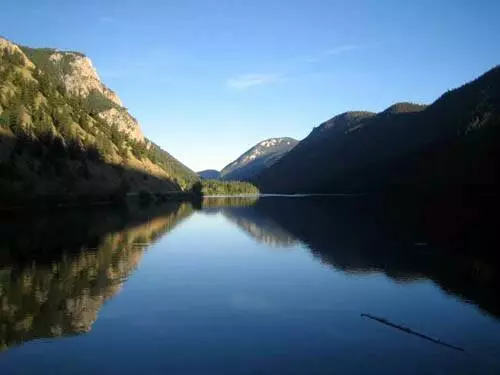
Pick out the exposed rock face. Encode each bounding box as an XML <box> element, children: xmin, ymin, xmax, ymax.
<box><xmin>97</xmin><ymin>107</ymin><xmax>144</xmax><ymax>141</ymax></box>
<box><xmin>14</xmin><ymin>39</ymin><xmax>145</xmax><ymax>142</ymax></box>
<box><xmin>46</xmin><ymin>51</ymin><xmax>144</xmax><ymax>141</ymax></box>
<box><xmin>53</xmin><ymin>52</ymin><xmax>123</xmax><ymax>106</ymax></box>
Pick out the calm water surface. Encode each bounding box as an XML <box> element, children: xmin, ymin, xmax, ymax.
<box><xmin>1</xmin><ymin>196</ymin><xmax>500</xmax><ymax>374</ymax></box>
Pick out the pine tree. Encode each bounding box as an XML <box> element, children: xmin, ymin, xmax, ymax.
<box><xmin>8</xmin><ymin>109</ymin><xmax>22</xmax><ymax>136</ymax></box>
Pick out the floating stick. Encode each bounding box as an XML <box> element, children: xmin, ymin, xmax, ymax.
<box><xmin>361</xmin><ymin>313</ymin><xmax>465</xmax><ymax>352</ymax></box>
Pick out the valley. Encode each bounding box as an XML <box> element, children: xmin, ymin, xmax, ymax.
<box><xmin>1</xmin><ymin>6</ymin><xmax>499</xmax><ymax>371</ymax></box>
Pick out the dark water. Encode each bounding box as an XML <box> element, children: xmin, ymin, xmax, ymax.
<box><xmin>1</xmin><ymin>196</ymin><xmax>500</xmax><ymax>374</ymax></box>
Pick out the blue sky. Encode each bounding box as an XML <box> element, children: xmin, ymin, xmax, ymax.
<box><xmin>2</xmin><ymin>1</ymin><xmax>500</xmax><ymax>171</ymax></box>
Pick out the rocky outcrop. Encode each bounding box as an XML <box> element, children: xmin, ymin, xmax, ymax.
<box><xmin>97</xmin><ymin>107</ymin><xmax>144</xmax><ymax>141</ymax></box>
<box><xmin>15</xmin><ymin>39</ymin><xmax>145</xmax><ymax>142</ymax></box>
<box><xmin>46</xmin><ymin>50</ymin><xmax>144</xmax><ymax>141</ymax></box>
<box><xmin>51</xmin><ymin>52</ymin><xmax>123</xmax><ymax>106</ymax></box>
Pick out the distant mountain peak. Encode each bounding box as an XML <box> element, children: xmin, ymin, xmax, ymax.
<box><xmin>220</xmin><ymin>137</ymin><xmax>298</xmax><ymax>180</ymax></box>
<box><xmin>198</xmin><ymin>170</ymin><xmax>221</xmax><ymax>179</ymax></box>
<box><xmin>258</xmin><ymin>137</ymin><xmax>296</xmax><ymax>148</ymax></box>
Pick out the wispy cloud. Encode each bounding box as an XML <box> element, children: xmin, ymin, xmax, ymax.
<box><xmin>226</xmin><ymin>73</ymin><xmax>282</xmax><ymax>90</ymax></box>
<box><xmin>325</xmin><ymin>44</ymin><xmax>363</xmax><ymax>56</ymax></box>
<box><xmin>225</xmin><ymin>43</ymin><xmax>370</xmax><ymax>89</ymax></box>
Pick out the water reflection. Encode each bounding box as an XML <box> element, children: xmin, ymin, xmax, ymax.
<box><xmin>201</xmin><ymin>197</ymin><xmax>297</xmax><ymax>247</ymax></box>
<box><xmin>0</xmin><ymin>201</ymin><xmax>194</xmax><ymax>351</ymax></box>
<box><xmin>201</xmin><ymin>196</ymin><xmax>259</xmax><ymax>208</ymax></box>
<box><xmin>221</xmin><ymin>207</ymin><xmax>298</xmax><ymax>247</ymax></box>
<box><xmin>2</xmin><ymin>194</ymin><xmax>500</xmax><ymax>358</ymax></box>
<box><xmin>203</xmin><ymin>196</ymin><xmax>500</xmax><ymax>320</ymax></box>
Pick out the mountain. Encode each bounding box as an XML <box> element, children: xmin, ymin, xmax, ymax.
<box><xmin>257</xmin><ymin>67</ymin><xmax>500</xmax><ymax>195</ymax></box>
<box><xmin>220</xmin><ymin>137</ymin><xmax>298</xmax><ymax>181</ymax></box>
<box><xmin>0</xmin><ymin>37</ymin><xmax>198</xmax><ymax>205</ymax></box>
<box><xmin>198</xmin><ymin>169</ymin><xmax>220</xmax><ymax>179</ymax></box>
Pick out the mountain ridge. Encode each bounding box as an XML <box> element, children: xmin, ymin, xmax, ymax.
<box><xmin>256</xmin><ymin>66</ymin><xmax>500</xmax><ymax>195</ymax></box>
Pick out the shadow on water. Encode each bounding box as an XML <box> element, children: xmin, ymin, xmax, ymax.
<box><xmin>202</xmin><ymin>194</ymin><xmax>500</xmax><ymax>320</ymax></box>
<box><xmin>0</xmin><ymin>200</ymin><xmax>195</xmax><ymax>351</ymax></box>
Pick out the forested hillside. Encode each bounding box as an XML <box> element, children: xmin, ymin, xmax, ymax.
<box><xmin>201</xmin><ymin>179</ymin><xmax>259</xmax><ymax>195</ymax></box>
<box><xmin>0</xmin><ymin>37</ymin><xmax>198</xmax><ymax>205</ymax></box>
<box><xmin>257</xmin><ymin>67</ymin><xmax>500</xmax><ymax>196</ymax></box>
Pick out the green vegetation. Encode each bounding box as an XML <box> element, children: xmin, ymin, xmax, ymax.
<box><xmin>130</xmin><ymin>139</ymin><xmax>199</xmax><ymax>189</ymax></box>
<box><xmin>20</xmin><ymin>46</ymin><xmax>85</xmax><ymax>76</ymax></box>
<box><xmin>0</xmin><ymin>40</ymin><xmax>199</xmax><ymax>202</ymax></box>
<box><xmin>201</xmin><ymin>179</ymin><xmax>259</xmax><ymax>195</ymax></box>
<box><xmin>0</xmin><ymin>47</ymin><xmax>119</xmax><ymax>160</ymax></box>
<box><xmin>83</xmin><ymin>90</ymin><xmax>119</xmax><ymax>113</ymax></box>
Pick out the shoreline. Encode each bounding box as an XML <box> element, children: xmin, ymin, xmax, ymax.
<box><xmin>0</xmin><ymin>191</ymin><xmax>202</xmax><ymax>212</ymax></box>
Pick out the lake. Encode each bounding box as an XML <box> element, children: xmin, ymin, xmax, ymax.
<box><xmin>1</xmin><ymin>196</ymin><xmax>500</xmax><ymax>374</ymax></box>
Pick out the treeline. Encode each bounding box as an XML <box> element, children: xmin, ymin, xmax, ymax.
<box><xmin>201</xmin><ymin>180</ymin><xmax>259</xmax><ymax>196</ymax></box>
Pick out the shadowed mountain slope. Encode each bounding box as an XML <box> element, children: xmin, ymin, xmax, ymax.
<box><xmin>257</xmin><ymin>67</ymin><xmax>500</xmax><ymax>195</ymax></box>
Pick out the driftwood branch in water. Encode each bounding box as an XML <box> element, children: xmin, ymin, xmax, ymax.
<box><xmin>361</xmin><ymin>313</ymin><xmax>465</xmax><ymax>353</ymax></box>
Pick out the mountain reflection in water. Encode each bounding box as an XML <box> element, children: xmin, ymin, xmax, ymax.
<box><xmin>0</xmin><ymin>201</ymin><xmax>194</xmax><ymax>351</ymax></box>
<box><xmin>251</xmin><ymin>195</ymin><xmax>500</xmax><ymax>319</ymax></box>
<box><xmin>202</xmin><ymin>197</ymin><xmax>298</xmax><ymax>247</ymax></box>
<box><xmin>201</xmin><ymin>194</ymin><xmax>500</xmax><ymax>320</ymax></box>
<box><xmin>1</xmin><ymin>193</ymin><xmax>500</xmax><ymax>358</ymax></box>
